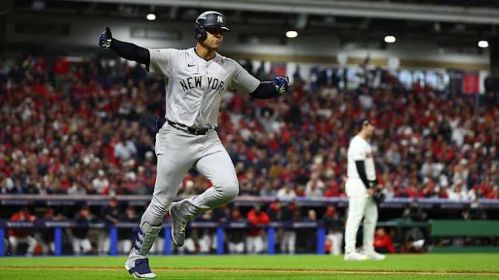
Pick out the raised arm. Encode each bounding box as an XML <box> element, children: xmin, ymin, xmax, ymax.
<box><xmin>250</xmin><ymin>77</ymin><xmax>289</xmax><ymax>99</ymax></box>
<box><xmin>99</xmin><ymin>27</ymin><xmax>150</xmax><ymax>69</ymax></box>
<box><xmin>230</xmin><ymin>60</ymin><xmax>289</xmax><ymax>99</ymax></box>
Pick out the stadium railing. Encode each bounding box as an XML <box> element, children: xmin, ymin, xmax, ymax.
<box><xmin>0</xmin><ymin>220</ymin><xmax>324</xmax><ymax>256</ymax></box>
<box><xmin>2</xmin><ymin>195</ymin><xmax>498</xmax><ymax>256</ymax></box>
<box><xmin>1</xmin><ymin>194</ymin><xmax>498</xmax><ymax>208</ymax></box>
<box><xmin>430</xmin><ymin>220</ymin><xmax>499</xmax><ymax>252</ymax></box>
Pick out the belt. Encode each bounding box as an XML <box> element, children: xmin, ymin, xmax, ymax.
<box><xmin>167</xmin><ymin>120</ymin><xmax>212</xmax><ymax>135</ymax></box>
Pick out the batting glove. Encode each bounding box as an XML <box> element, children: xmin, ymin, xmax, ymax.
<box><xmin>99</xmin><ymin>27</ymin><xmax>113</xmax><ymax>49</ymax></box>
<box><xmin>273</xmin><ymin>76</ymin><xmax>289</xmax><ymax>95</ymax></box>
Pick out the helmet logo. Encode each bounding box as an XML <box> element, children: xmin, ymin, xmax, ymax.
<box><xmin>217</xmin><ymin>16</ymin><xmax>223</xmax><ymax>23</ymax></box>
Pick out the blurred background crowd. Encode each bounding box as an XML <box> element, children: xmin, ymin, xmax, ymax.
<box><xmin>1</xmin><ymin>55</ymin><xmax>497</xmax><ymax>200</ymax></box>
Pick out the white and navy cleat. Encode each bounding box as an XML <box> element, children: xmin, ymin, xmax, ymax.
<box><xmin>125</xmin><ymin>258</ymin><xmax>156</xmax><ymax>279</ymax></box>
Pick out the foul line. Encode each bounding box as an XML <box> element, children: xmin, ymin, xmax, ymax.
<box><xmin>2</xmin><ymin>266</ymin><xmax>499</xmax><ymax>276</ymax></box>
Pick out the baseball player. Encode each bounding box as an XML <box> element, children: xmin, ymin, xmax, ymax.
<box><xmin>99</xmin><ymin>11</ymin><xmax>289</xmax><ymax>278</ymax></box>
<box><xmin>344</xmin><ymin>120</ymin><xmax>385</xmax><ymax>261</ymax></box>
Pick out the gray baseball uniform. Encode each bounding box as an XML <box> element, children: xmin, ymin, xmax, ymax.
<box><xmin>104</xmin><ymin>11</ymin><xmax>287</xmax><ymax>276</ymax></box>
<box><xmin>139</xmin><ymin>47</ymin><xmax>260</xmax><ymax>231</ymax></box>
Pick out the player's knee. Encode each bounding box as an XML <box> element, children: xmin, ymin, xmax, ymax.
<box><xmin>364</xmin><ymin>214</ymin><xmax>377</xmax><ymax>224</ymax></box>
<box><xmin>221</xmin><ymin>180</ymin><xmax>239</xmax><ymax>201</ymax></box>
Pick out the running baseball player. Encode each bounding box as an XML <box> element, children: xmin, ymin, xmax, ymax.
<box><xmin>344</xmin><ymin>120</ymin><xmax>385</xmax><ymax>261</ymax></box>
<box><xmin>99</xmin><ymin>11</ymin><xmax>289</xmax><ymax>278</ymax></box>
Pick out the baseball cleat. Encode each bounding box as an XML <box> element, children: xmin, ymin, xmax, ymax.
<box><xmin>363</xmin><ymin>250</ymin><xmax>386</xmax><ymax>260</ymax></box>
<box><xmin>169</xmin><ymin>200</ymin><xmax>192</xmax><ymax>247</ymax></box>
<box><xmin>344</xmin><ymin>252</ymin><xmax>368</xmax><ymax>261</ymax></box>
<box><xmin>125</xmin><ymin>258</ymin><xmax>156</xmax><ymax>279</ymax></box>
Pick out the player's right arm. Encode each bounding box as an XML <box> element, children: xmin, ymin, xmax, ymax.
<box><xmin>99</xmin><ymin>27</ymin><xmax>150</xmax><ymax>69</ymax></box>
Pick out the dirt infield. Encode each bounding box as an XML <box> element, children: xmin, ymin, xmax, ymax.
<box><xmin>3</xmin><ymin>266</ymin><xmax>499</xmax><ymax>276</ymax></box>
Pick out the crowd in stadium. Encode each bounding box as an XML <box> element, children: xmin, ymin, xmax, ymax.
<box><xmin>1</xmin><ymin>54</ymin><xmax>497</xmax><ymax>200</ymax></box>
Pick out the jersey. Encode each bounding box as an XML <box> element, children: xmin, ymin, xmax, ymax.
<box><xmin>148</xmin><ymin>47</ymin><xmax>260</xmax><ymax>128</ymax></box>
<box><xmin>347</xmin><ymin>135</ymin><xmax>376</xmax><ymax>181</ymax></box>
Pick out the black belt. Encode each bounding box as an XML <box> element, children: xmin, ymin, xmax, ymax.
<box><xmin>167</xmin><ymin>120</ymin><xmax>211</xmax><ymax>135</ymax></box>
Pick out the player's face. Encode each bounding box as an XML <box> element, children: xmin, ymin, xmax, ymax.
<box><xmin>203</xmin><ymin>27</ymin><xmax>224</xmax><ymax>50</ymax></box>
<box><xmin>366</xmin><ymin>124</ymin><xmax>375</xmax><ymax>138</ymax></box>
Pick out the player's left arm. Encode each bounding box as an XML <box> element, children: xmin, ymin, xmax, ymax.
<box><xmin>230</xmin><ymin>61</ymin><xmax>289</xmax><ymax>98</ymax></box>
<box><xmin>354</xmin><ymin>160</ymin><xmax>373</xmax><ymax>189</ymax></box>
<box><xmin>250</xmin><ymin>77</ymin><xmax>289</xmax><ymax>99</ymax></box>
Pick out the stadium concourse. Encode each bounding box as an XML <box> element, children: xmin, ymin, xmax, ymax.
<box><xmin>0</xmin><ymin>54</ymin><xmax>498</xmax><ymax>255</ymax></box>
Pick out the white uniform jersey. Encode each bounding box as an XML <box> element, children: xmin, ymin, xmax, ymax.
<box><xmin>149</xmin><ymin>47</ymin><xmax>260</xmax><ymax>128</ymax></box>
<box><xmin>347</xmin><ymin>135</ymin><xmax>376</xmax><ymax>181</ymax></box>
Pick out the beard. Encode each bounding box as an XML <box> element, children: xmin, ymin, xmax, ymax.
<box><xmin>200</xmin><ymin>39</ymin><xmax>219</xmax><ymax>51</ymax></box>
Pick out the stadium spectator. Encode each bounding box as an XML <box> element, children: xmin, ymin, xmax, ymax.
<box><xmin>373</xmin><ymin>228</ymin><xmax>395</xmax><ymax>254</ymax></box>
<box><xmin>266</xmin><ymin>200</ymin><xmax>282</xmax><ymax>253</ymax></box>
<box><xmin>305</xmin><ymin>172</ymin><xmax>325</xmax><ymax>197</ymax></box>
<box><xmin>246</xmin><ymin>205</ymin><xmax>270</xmax><ymax>254</ymax></box>
<box><xmin>71</xmin><ymin>206</ymin><xmax>93</xmax><ymax>255</ymax></box>
<box><xmin>196</xmin><ymin>211</ymin><xmax>217</xmax><ymax>254</ymax></box>
<box><xmin>99</xmin><ymin>198</ymin><xmax>120</xmax><ymax>254</ymax></box>
<box><xmin>280</xmin><ymin>201</ymin><xmax>300</xmax><ymax>254</ymax></box>
<box><xmin>403</xmin><ymin>227</ymin><xmax>426</xmax><ymax>253</ymax></box>
<box><xmin>300</xmin><ymin>209</ymin><xmax>318</xmax><ymax>252</ymax></box>
<box><xmin>322</xmin><ymin>205</ymin><xmax>343</xmax><ymax>255</ymax></box>
<box><xmin>39</xmin><ymin>208</ymin><xmax>65</xmax><ymax>255</ymax></box>
<box><xmin>462</xmin><ymin>200</ymin><xmax>488</xmax><ymax>220</ymax></box>
<box><xmin>276</xmin><ymin>185</ymin><xmax>297</xmax><ymax>200</ymax></box>
<box><xmin>113</xmin><ymin>136</ymin><xmax>137</xmax><ymax>162</ymax></box>
<box><xmin>401</xmin><ymin>203</ymin><xmax>428</xmax><ymax>253</ymax></box>
<box><xmin>118</xmin><ymin>205</ymin><xmax>139</xmax><ymax>254</ymax></box>
<box><xmin>8</xmin><ymin>207</ymin><xmax>37</xmax><ymax>256</ymax></box>
<box><xmin>226</xmin><ymin>207</ymin><xmax>246</xmax><ymax>254</ymax></box>
<box><xmin>92</xmin><ymin>169</ymin><xmax>110</xmax><ymax>194</ymax></box>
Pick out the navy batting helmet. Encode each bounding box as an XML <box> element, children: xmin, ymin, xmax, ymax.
<box><xmin>194</xmin><ymin>11</ymin><xmax>230</xmax><ymax>42</ymax></box>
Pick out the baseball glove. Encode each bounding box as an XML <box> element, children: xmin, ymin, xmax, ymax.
<box><xmin>372</xmin><ymin>189</ymin><xmax>386</xmax><ymax>204</ymax></box>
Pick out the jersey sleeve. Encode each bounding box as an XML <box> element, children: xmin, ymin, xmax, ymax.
<box><xmin>148</xmin><ymin>48</ymin><xmax>175</xmax><ymax>76</ymax></box>
<box><xmin>350</xmin><ymin>139</ymin><xmax>367</xmax><ymax>161</ymax></box>
<box><xmin>229</xmin><ymin>59</ymin><xmax>260</xmax><ymax>94</ymax></box>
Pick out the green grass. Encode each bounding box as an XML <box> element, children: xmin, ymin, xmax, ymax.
<box><xmin>0</xmin><ymin>254</ymin><xmax>498</xmax><ymax>279</ymax></box>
